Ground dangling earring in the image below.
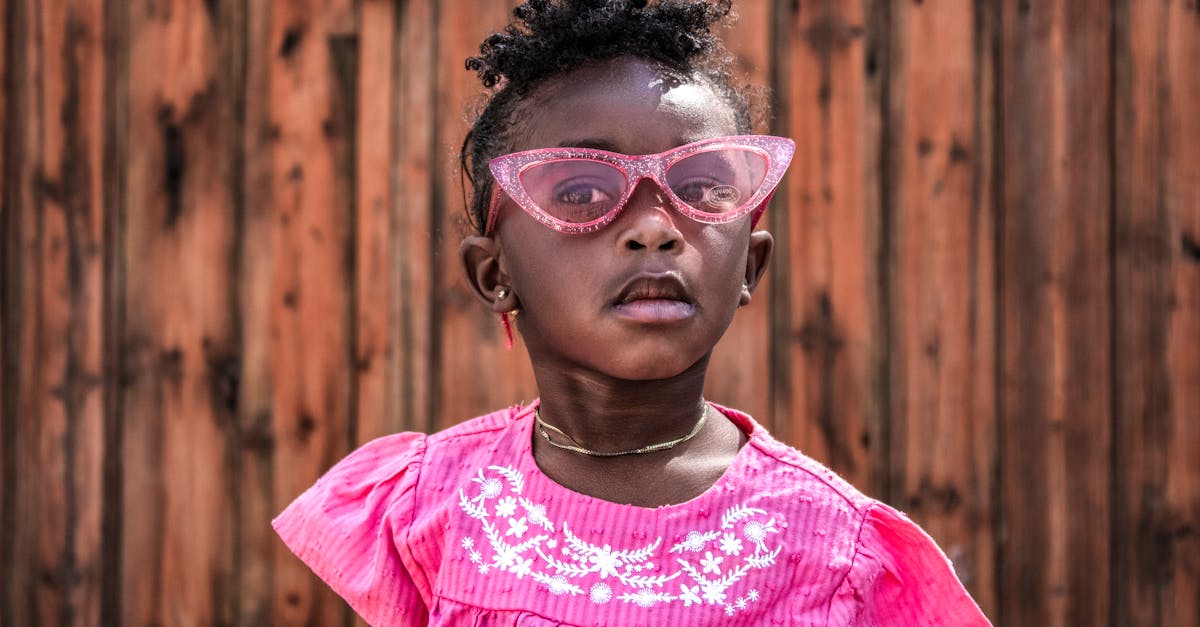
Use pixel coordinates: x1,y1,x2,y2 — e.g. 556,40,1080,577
500,311,517,349
496,287,517,349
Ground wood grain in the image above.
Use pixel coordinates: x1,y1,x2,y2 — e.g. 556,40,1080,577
774,0,880,493
239,2,359,625
354,0,397,447
886,0,997,616
1,1,16,623
998,1,1113,624
120,1,239,624
394,0,437,435
1113,0,1200,625
434,0,538,431
3,1,1198,625
7,1,108,625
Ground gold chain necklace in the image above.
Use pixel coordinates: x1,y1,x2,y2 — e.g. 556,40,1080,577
534,404,709,457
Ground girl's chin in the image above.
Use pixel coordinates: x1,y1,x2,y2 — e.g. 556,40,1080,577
595,354,705,382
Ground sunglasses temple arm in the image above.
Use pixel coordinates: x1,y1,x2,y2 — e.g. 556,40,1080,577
750,190,776,228
484,185,502,235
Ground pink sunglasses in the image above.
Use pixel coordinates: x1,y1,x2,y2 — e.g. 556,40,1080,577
485,135,795,235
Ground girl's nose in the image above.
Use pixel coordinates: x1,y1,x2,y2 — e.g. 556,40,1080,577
615,179,683,253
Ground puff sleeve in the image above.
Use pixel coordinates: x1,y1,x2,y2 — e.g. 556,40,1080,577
830,502,991,626
273,432,429,626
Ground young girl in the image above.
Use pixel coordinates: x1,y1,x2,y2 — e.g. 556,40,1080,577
274,1,990,624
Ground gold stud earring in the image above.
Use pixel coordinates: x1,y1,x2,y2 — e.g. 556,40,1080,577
496,287,510,301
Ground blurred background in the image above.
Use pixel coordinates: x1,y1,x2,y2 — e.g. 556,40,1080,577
2,0,1197,625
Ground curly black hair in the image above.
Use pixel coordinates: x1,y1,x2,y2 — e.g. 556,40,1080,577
459,0,760,234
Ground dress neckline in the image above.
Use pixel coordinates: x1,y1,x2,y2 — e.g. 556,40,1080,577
513,399,760,512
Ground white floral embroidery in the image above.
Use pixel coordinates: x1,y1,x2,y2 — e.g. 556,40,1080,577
679,584,703,606
679,530,716,552
548,575,573,595
590,582,613,604
719,533,744,556
507,517,529,538
495,496,518,518
457,466,785,615
700,551,724,574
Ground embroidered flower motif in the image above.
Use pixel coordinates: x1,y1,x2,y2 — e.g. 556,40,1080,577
495,545,520,570
629,589,659,607
701,580,728,605
681,531,708,552
743,521,767,543
511,556,533,579
719,533,744,556
495,496,518,518
679,584,703,607
548,575,573,595
589,545,621,579
457,465,785,616
590,582,613,604
506,517,529,538
479,477,503,499
524,501,552,529
700,551,724,575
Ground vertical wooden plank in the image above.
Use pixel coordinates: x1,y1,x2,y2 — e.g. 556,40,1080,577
704,0,775,424
1159,7,1200,623
0,1,15,624
886,0,996,616
238,1,357,625
99,0,128,622
1113,1,1200,625
435,0,538,430
353,3,399,621
237,3,275,625
354,0,396,446
393,0,436,434
120,0,239,624
8,0,108,624
997,1,1112,625
773,0,879,490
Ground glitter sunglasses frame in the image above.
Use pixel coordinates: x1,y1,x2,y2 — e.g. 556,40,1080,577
484,134,795,235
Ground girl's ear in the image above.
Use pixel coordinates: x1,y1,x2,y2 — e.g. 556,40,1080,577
460,235,518,312
739,230,773,306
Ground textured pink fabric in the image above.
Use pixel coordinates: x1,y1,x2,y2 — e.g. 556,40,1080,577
274,402,990,626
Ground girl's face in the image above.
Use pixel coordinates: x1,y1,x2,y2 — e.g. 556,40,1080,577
486,57,770,381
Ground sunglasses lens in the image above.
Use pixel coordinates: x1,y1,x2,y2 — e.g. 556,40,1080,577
519,159,627,224
666,148,768,214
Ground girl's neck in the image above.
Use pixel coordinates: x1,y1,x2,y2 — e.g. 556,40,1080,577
530,356,710,454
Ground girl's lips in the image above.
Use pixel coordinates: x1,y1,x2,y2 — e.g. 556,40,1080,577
611,298,695,323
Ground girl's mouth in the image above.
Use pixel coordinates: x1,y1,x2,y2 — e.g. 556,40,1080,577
611,275,695,323
612,299,696,322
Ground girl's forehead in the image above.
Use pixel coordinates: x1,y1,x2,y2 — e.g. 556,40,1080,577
512,57,740,154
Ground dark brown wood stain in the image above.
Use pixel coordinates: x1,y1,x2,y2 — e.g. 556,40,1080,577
1,1,1197,626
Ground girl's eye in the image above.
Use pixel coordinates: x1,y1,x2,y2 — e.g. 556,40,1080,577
672,178,723,204
554,181,614,206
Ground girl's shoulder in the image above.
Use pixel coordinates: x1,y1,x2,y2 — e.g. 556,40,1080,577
427,401,534,446
717,403,877,516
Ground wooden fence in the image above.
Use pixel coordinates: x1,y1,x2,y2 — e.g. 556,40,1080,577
2,0,1197,625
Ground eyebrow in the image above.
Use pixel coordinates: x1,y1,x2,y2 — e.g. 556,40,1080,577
557,139,620,152
556,136,695,153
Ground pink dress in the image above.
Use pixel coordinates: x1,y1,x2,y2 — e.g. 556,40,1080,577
273,401,990,626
